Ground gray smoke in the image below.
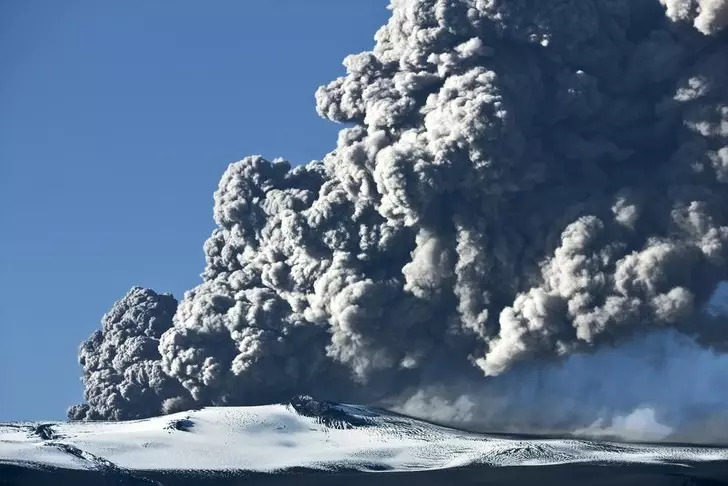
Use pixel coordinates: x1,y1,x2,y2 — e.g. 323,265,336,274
69,287,191,420
71,0,728,439
661,0,728,34
394,329,728,442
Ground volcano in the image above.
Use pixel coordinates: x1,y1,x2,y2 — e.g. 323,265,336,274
2,397,728,485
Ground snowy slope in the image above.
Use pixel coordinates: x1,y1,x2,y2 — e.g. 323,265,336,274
1,396,727,473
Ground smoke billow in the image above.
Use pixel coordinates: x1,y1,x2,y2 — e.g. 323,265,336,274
69,287,191,421
661,0,728,34
394,329,728,441
71,0,728,440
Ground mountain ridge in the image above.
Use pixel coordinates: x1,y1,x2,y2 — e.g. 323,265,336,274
3,396,728,475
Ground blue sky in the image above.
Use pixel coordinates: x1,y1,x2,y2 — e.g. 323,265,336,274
0,1,390,420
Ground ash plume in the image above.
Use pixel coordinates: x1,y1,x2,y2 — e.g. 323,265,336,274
661,0,728,34
72,0,728,439
69,288,191,420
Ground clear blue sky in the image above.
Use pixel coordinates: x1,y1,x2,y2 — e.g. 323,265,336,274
0,0,390,421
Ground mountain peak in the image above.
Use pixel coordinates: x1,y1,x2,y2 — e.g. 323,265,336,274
285,395,378,429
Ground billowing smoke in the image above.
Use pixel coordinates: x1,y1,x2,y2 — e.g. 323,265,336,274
661,0,728,34
393,329,728,441
69,288,191,420
71,0,728,440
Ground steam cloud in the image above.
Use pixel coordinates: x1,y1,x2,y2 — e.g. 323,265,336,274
71,0,728,440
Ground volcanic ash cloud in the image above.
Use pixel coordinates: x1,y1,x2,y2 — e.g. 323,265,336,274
69,288,191,421
72,0,728,433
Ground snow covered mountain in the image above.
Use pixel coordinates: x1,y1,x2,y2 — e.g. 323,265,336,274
1,396,727,474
